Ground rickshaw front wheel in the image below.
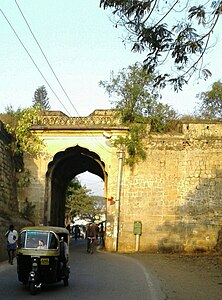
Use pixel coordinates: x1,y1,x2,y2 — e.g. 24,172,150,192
30,283,37,295
63,277,69,286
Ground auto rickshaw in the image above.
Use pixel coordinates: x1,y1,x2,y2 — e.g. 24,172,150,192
16,226,70,295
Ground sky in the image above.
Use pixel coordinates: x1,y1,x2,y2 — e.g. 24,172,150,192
1,0,222,195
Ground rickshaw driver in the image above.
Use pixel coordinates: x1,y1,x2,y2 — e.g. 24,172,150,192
59,236,69,276
60,237,68,263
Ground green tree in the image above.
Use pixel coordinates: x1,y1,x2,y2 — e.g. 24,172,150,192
99,63,178,166
65,178,105,223
87,195,106,222
33,85,50,110
100,1,222,90
115,124,148,167
0,105,44,157
149,102,179,133
196,80,222,119
100,63,157,123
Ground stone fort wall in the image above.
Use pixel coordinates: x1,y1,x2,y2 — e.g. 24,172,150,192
0,121,29,262
0,121,18,215
117,122,222,253
0,121,18,261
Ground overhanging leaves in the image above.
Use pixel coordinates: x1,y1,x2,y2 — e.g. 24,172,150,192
100,0,222,89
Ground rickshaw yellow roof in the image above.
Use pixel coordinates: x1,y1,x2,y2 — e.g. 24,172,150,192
19,226,69,235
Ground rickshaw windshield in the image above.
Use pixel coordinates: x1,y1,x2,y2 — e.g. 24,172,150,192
18,230,58,250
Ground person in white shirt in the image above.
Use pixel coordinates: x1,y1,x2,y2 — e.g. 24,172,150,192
5,224,18,265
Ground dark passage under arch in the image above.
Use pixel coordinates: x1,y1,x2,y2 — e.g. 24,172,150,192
45,145,107,226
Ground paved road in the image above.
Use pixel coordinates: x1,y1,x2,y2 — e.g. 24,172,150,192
0,239,165,300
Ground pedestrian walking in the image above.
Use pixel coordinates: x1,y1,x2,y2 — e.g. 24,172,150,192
74,225,80,240
99,222,105,249
5,224,18,265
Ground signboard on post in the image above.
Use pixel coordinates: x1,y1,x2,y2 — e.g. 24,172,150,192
133,221,142,252
133,221,142,235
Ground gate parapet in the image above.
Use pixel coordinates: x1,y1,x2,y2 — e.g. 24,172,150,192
32,109,122,128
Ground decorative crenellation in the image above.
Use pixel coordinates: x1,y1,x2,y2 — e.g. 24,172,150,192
33,110,121,127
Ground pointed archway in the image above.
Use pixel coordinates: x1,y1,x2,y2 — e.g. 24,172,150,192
45,145,107,226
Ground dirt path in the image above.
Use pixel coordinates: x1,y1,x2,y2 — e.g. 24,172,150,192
129,253,222,300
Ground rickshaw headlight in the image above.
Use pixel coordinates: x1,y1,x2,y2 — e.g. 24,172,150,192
32,262,38,271
30,271,35,277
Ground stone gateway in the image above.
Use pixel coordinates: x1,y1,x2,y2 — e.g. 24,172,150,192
14,111,222,253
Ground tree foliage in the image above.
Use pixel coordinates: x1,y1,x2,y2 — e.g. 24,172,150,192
100,63,157,123
65,178,106,223
149,102,179,132
100,1,222,90
33,85,51,110
0,105,44,157
114,124,147,167
100,63,178,166
196,80,222,119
